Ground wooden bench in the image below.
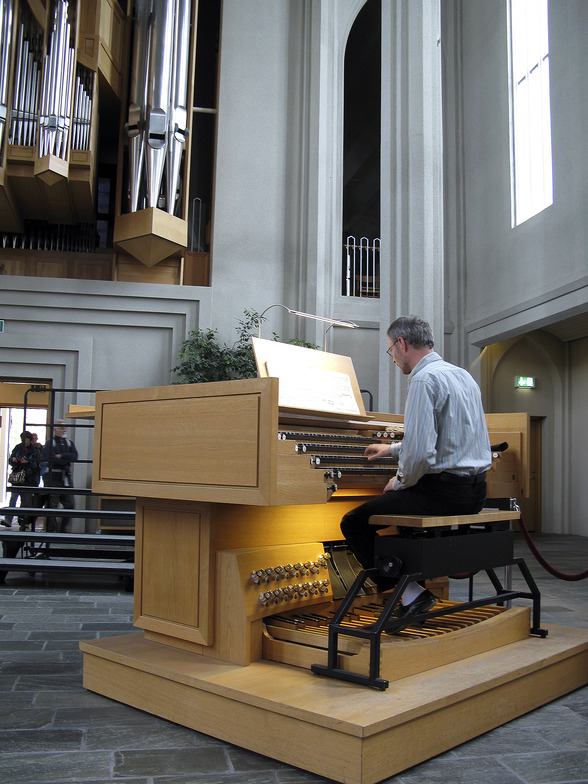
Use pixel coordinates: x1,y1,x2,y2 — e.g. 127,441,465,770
369,509,522,533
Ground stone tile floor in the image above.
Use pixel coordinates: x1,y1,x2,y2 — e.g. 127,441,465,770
0,533,587,784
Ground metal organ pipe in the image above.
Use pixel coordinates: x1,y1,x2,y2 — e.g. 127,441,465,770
9,19,23,145
39,0,76,159
9,5,43,149
127,0,151,212
167,0,191,215
127,0,192,214
72,66,94,151
146,0,174,209
0,0,14,154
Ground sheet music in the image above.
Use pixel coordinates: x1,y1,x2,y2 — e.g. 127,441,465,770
265,361,361,415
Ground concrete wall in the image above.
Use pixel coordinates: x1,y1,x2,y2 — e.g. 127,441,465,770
442,0,588,353
211,0,369,347
0,277,210,492
442,0,588,535
483,332,565,533
482,331,588,535
211,0,444,414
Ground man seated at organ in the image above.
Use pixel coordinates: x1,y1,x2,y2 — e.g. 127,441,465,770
341,315,492,618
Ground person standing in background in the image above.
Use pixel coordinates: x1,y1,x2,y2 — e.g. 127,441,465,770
42,420,78,533
2,431,41,530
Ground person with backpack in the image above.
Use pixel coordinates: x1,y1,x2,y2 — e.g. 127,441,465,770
2,431,41,530
42,421,78,533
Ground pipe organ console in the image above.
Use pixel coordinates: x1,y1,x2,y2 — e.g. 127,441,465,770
80,366,588,784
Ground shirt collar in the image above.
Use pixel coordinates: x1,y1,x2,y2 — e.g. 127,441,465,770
408,351,443,382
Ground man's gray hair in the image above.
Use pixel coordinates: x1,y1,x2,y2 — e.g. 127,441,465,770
387,316,434,349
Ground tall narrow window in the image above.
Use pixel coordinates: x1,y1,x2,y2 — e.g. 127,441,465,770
342,0,381,297
508,0,553,226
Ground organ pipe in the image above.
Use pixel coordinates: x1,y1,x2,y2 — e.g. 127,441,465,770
0,0,189,248
127,0,151,213
0,0,14,155
126,0,192,216
8,2,43,150
38,0,76,159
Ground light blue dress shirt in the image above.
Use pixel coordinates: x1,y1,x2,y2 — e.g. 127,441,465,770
390,352,492,490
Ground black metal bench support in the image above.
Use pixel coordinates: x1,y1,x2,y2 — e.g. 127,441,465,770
311,524,547,690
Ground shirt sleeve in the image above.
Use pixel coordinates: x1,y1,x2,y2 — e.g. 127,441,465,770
394,379,438,490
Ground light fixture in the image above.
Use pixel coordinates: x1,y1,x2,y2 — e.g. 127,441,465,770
257,304,358,346
514,375,536,389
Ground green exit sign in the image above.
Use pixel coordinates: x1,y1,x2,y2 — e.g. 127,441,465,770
514,375,535,388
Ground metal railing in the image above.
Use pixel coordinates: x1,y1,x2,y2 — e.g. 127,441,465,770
343,235,380,298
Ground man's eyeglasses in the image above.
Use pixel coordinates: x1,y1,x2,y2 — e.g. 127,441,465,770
386,338,401,357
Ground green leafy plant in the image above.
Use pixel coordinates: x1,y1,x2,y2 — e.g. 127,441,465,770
172,308,319,384
230,309,264,380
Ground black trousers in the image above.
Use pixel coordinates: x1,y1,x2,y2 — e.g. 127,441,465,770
42,471,75,533
340,473,487,586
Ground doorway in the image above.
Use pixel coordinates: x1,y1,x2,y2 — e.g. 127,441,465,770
0,382,50,508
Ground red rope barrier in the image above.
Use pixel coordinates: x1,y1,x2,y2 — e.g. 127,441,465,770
517,511,588,581
449,507,588,582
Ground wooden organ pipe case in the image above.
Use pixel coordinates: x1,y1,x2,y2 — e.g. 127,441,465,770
81,342,588,784
0,0,125,231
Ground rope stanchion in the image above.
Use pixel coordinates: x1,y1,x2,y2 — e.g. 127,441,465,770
448,500,588,583
515,504,588,582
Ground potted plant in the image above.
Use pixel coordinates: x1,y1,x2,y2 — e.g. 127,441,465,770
172,309,319,384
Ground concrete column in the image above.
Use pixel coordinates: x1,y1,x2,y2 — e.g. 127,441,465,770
379,0,444,413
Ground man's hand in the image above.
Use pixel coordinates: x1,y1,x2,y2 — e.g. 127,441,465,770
383,477,396,492
364,443,392,461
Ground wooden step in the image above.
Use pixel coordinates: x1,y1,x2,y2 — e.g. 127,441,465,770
1,507,135,521
0,558,133,574
0,531,134,546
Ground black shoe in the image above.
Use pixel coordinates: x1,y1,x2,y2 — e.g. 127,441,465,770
398,590,436,620
0,519,12,527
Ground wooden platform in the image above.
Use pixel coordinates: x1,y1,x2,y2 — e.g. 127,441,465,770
80,624,588,784
81,387,578,782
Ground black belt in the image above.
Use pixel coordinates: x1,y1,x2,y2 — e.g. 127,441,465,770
435,472,486,486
